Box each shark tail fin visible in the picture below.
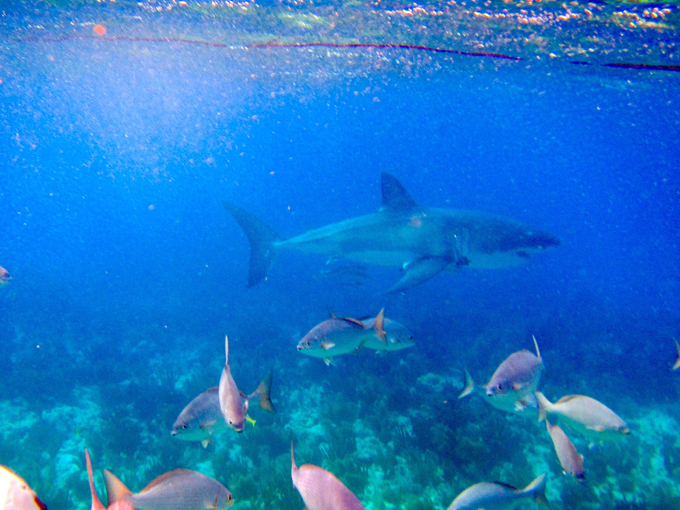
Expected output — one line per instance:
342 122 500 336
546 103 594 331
249 372 276 414
103 469 133 507
458 368 475 399
223 202 280 287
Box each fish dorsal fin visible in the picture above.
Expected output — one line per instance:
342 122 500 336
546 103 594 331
85 449 106 510
374 308 386 342
532 335 542 361
291 441 297 471
141 470 194 493
491 481 518 491
103 470 133 505
338 317 366 328
380 173 418 212
555 395 580 404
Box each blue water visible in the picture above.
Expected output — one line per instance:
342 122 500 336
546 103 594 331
1 1 680 509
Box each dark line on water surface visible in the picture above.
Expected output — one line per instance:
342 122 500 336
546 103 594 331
21 35 680 73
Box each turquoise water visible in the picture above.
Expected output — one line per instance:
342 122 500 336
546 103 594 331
1 0 679 509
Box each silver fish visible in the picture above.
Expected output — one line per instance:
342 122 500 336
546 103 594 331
172 386 226 448
85 449 135 510
224 173 559 293
361 316 415 352
447 473 547 510
291 442 365 510
104 467 233 510
536 392 629 439
0 265 11 286
546 421 585 480
297 310 386 365
459 336 543 413
0 465 46 510
219 336 275 432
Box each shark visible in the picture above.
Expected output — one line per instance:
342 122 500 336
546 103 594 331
223 173 560 293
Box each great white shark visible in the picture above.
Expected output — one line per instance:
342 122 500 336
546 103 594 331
223 173 560 293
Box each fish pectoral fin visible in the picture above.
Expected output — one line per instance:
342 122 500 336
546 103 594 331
387 257 451 294
201 439 214 448
324 357 335 366
246 414 257 427
320 342 336 350
200 419 217 430
515 399 528 411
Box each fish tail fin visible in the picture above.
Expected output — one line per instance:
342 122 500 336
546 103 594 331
524 473 549 507
85 449 106 510
223 202 280 287
249 372 276 413
374 307 386 342
532 335 542 361
673 339 680 371
458 368 475 399
103 469 133 506
291 440 298 479
535 391 550 422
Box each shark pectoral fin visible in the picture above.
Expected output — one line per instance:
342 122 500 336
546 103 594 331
387 257 451 294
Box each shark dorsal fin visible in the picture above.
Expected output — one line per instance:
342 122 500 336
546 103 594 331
381 173 418 212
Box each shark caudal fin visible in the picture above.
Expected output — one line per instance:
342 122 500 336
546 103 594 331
223 202 281 287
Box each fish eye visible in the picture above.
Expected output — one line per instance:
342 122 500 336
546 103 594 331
497 384 503 390
182 425 187 429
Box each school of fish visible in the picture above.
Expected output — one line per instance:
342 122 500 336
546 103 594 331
9 173 669 510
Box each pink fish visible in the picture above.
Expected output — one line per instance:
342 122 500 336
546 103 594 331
85 449 134 510
103 466 233 510
219 336 275 433
459 336 543 413
0 465 45 510
546 422 585 481
291 442 365 510
0 265 11 286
